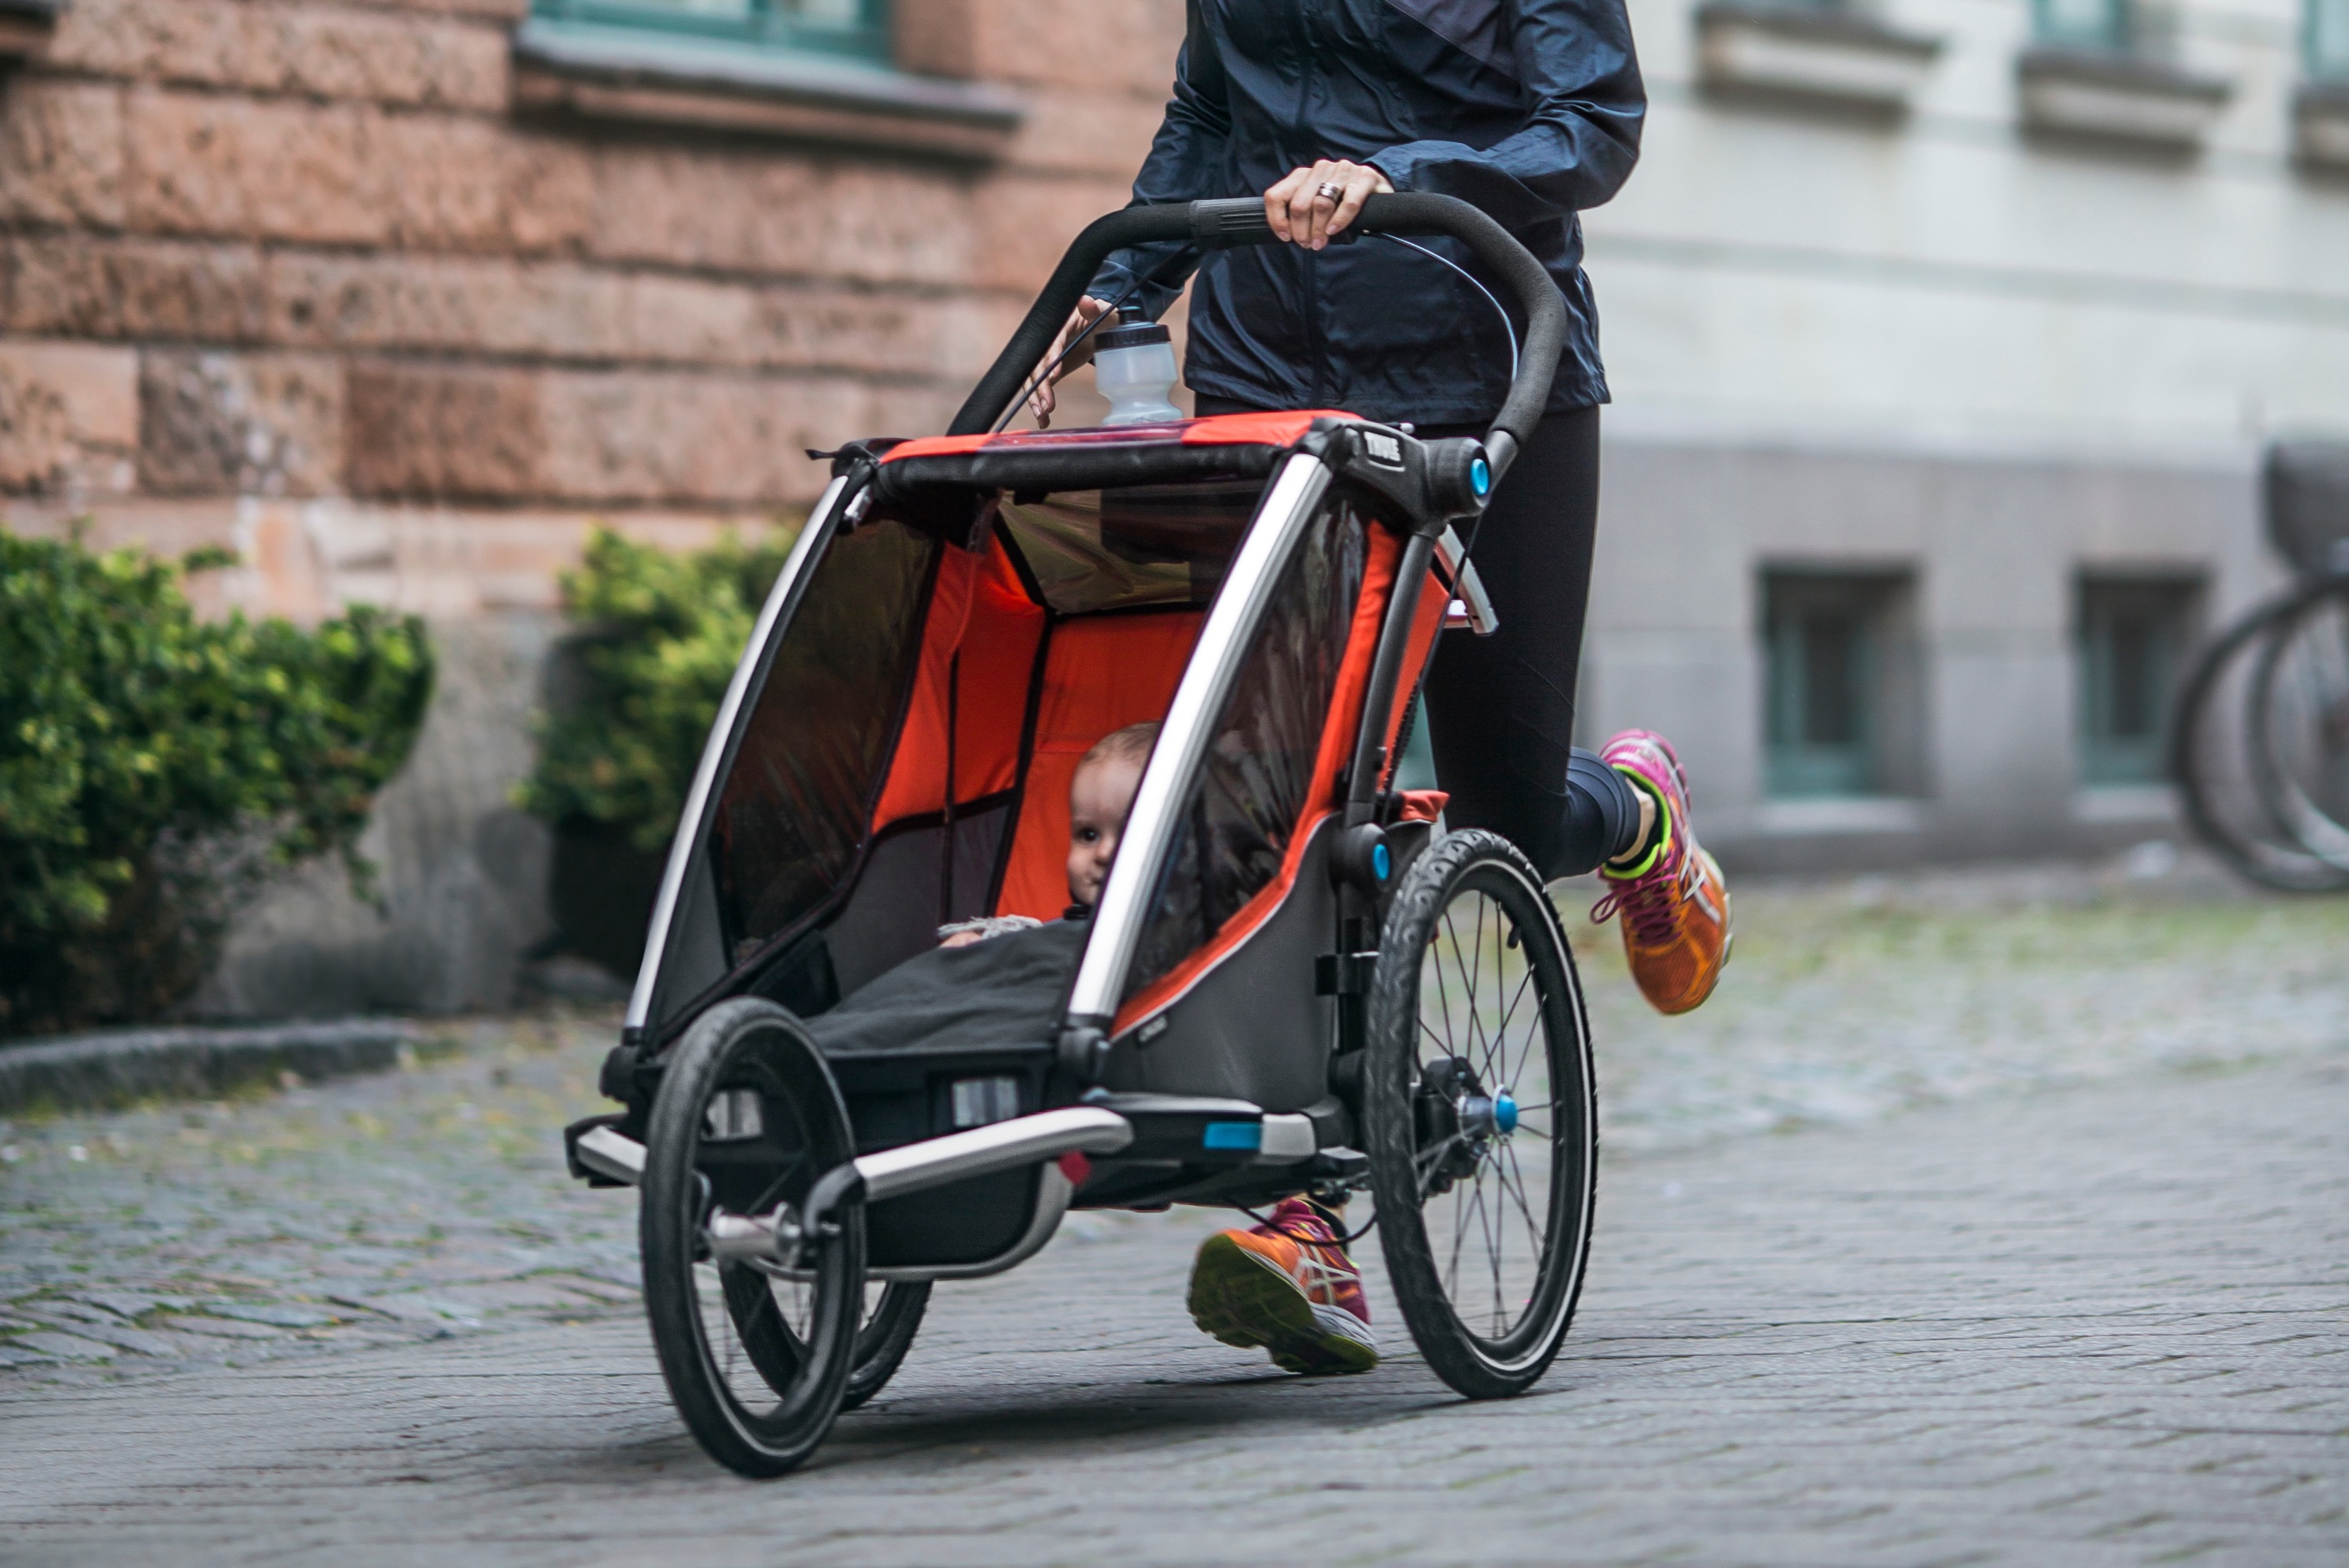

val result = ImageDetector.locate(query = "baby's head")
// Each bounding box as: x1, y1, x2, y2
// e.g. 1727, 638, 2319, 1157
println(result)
1067, 722, 1158, 908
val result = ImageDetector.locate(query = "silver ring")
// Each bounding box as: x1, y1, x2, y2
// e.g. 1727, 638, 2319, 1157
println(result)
1316, 180, 1342, 202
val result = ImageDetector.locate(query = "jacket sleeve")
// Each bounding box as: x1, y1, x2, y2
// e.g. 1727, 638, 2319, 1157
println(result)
1367, 0, 1645, 227
1086, 2, 1234, 317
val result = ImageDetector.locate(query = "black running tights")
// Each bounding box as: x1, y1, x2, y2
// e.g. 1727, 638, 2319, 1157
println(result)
1196, 398, 1619, 878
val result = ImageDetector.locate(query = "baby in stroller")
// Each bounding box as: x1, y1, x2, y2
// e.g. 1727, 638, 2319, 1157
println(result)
803, 722, 1156, 1058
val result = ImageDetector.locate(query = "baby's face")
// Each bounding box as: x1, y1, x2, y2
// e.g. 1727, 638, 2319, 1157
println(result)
1066, 754, 1145, 908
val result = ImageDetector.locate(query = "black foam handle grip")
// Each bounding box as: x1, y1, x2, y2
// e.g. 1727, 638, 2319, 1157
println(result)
947, 193, 1565, 455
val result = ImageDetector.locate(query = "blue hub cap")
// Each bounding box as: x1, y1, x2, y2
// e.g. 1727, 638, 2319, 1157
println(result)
1494, 1090, 1518, 1135
1469, 456, 1492, 498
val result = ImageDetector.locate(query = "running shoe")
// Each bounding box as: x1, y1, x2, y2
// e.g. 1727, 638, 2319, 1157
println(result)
1591, 729, 1732, 1016
1188, 1196, 1378, 1375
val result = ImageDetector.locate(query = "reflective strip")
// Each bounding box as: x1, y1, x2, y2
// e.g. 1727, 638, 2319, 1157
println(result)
1065, 454, 1334, 1021
625, 476, 849, 1036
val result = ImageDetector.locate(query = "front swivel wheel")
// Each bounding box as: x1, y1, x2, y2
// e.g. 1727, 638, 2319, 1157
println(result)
640, 997, 866, 1477
1362, 829, 1599, 1398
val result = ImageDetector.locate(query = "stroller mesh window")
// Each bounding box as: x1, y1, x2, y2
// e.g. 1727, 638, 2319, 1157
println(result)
996, 480, 1261, 615
710, 517, 939, 960
1124, 502, 1371, 997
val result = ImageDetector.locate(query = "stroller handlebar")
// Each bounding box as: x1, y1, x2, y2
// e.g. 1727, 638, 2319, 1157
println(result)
946, 193, 1567, 465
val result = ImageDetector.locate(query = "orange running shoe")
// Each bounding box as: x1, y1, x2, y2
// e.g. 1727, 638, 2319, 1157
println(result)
1188, 1197, 1378, 1374
1591, 729, 1732, 1016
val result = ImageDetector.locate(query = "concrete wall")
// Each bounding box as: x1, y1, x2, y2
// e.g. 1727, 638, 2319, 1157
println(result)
1577, 0, 2349, 869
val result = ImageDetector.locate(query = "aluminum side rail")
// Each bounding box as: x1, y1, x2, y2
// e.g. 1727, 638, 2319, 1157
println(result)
575, 1106, 1130, 1202
1061, 453, 1332, 1039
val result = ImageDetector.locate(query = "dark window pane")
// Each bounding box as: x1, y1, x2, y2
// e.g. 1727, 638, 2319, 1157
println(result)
1764, 572, 1895, 798
1124, 503, 1369, 998
1802, 615, 1861, 745
710, 516, 938, 961
2077, 578, 2195, 785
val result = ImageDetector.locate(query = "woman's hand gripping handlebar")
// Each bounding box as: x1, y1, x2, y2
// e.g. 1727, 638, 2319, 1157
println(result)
962, 193, 1566, 484
1025, 162, 1394, 428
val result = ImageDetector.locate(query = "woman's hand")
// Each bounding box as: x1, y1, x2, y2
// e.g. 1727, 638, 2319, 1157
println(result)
1265, 159, 1395, 251
1028, 294, 1113, 428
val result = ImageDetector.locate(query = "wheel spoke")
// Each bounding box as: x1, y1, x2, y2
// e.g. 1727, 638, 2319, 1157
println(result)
1500, 1141, 1546, 1249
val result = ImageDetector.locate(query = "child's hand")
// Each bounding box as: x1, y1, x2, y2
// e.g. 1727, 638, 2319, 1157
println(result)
940, 930, 984, 949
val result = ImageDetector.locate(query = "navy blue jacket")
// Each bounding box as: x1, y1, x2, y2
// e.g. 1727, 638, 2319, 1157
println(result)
1089, 0, 1645, 426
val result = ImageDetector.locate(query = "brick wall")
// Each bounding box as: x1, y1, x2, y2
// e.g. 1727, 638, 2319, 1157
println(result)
0, 0, 1185, 1013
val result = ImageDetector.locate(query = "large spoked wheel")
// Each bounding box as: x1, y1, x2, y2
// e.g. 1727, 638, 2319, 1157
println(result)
640, 997, 865, 1477
1364, 829, 1598, 1399
2245, 578, 2349, 876
2176, 578, 2349, 892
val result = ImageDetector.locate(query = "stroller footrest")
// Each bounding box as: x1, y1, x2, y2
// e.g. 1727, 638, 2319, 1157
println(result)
570, 1120, 646, 1186
854, 1107, 1134, 1203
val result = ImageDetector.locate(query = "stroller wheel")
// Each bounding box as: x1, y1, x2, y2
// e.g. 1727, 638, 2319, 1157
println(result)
724, 1276, 930, 1414
640, 998, 865, 1477
1363, 829, 1599, 1399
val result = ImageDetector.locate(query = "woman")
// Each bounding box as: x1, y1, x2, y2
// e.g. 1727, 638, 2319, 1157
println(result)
1037, 0, 1731, 1375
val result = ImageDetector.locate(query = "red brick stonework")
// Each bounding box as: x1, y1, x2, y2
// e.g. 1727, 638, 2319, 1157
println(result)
0, 0, 1185, 1013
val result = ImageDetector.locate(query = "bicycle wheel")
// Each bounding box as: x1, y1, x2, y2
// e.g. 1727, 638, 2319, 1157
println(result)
2246, 578, 2349, 875
1363, 829, 1599, 1399
640, 997, 865, 1477
725, 1276, 929, 1413
2176, 580, 2349, 892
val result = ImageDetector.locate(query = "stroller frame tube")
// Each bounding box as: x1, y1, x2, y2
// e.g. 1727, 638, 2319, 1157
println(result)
1062, 453, 1334, 1028
624, 474, 851, 1043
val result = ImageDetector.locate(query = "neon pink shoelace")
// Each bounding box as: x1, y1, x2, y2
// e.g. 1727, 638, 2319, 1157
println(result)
1590, 835, 1686, 947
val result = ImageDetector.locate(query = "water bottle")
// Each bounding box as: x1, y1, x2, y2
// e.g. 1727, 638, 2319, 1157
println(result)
1092, 303, 1184, 426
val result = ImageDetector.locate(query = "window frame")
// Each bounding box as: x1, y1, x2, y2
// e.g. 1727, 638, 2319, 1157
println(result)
2033, 0, 2133, 52
1760, 568, 1922, 802
528, 0, 892, 68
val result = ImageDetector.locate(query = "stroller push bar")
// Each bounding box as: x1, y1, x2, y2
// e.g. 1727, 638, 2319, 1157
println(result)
948, 193, 1570, 481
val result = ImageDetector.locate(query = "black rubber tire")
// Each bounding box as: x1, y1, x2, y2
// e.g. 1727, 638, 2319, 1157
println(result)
840, 1282, 929, 1409
2174, 576, 2349, 893
723, 1276, 929, 1413
1364, 829, 1598, 1400
640, 997, 865, 1477
2242, 580, 2349, 883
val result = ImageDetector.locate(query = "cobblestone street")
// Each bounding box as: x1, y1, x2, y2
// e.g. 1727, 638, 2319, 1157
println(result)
2, 863, 2346, 1564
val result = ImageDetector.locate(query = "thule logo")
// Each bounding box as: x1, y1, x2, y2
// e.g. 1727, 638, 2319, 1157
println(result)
1362, 431, 1405, 468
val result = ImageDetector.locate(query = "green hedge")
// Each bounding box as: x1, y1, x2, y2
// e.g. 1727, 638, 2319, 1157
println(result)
0, 528, 434, 1036
518, 524, 798, 853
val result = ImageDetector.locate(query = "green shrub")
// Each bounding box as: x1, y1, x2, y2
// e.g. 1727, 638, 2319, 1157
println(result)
518, 524, 799, 853
0, 528, 434, 1036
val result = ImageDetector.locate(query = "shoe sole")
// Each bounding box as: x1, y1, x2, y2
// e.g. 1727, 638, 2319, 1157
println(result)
1188, 1234, 1378, 1376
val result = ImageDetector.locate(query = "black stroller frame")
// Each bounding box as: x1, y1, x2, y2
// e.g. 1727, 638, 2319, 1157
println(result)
564, 195, 1603, 1476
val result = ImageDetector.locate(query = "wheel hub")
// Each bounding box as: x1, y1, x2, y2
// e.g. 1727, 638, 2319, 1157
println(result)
1415, 1056, 1509, 1193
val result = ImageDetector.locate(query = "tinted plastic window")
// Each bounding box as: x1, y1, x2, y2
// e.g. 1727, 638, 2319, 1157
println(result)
1124, 503, 1369, 997
996, 480, 1263, 615
710, 515, 938, 965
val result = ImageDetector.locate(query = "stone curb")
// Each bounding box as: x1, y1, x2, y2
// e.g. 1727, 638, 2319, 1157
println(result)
0, 1021, 429, 1115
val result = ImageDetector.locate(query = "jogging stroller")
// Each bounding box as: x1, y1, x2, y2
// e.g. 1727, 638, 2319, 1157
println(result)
564, 194, 1601, 1477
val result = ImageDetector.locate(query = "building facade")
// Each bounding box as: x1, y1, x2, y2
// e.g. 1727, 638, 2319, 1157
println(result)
1577, 0, 2349, 870
2, 0, 2343, 1012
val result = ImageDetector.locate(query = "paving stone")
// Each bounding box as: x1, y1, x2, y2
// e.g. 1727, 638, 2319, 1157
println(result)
12, 1331, 116, 1361
159, 1315, 281, 1341
199, 1302, 340, 1328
